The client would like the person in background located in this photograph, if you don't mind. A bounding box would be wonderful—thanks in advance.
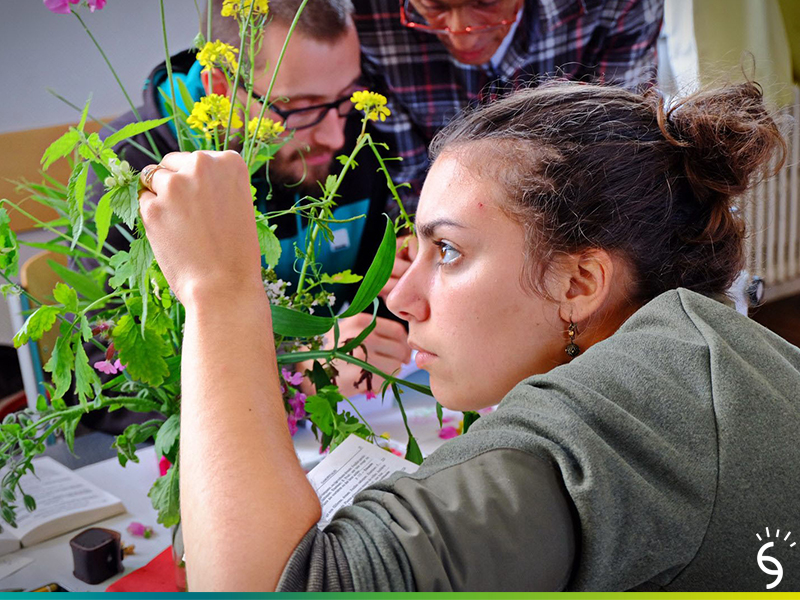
[138,80,798,591]
[79,0,410,433]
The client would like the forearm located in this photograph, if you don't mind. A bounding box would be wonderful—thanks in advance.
[179,286,321,591]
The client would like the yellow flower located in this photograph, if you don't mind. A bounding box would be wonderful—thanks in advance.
[197,40,238,73]
[186,94,243,141]
[248,117,285,142]
[350,90,391,122]
[221,0,269,18]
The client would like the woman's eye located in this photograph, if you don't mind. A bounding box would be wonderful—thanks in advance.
[437,241,461,265]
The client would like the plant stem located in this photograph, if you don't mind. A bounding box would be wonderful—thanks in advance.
[295,133,369,293]
[244,0,311,162]
[159,0,185,153]
[71,10,161,160]
[223,2,257,151]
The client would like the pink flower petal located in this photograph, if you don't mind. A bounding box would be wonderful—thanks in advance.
[43,0,73,14]
[113,359,126,372]
[93,360,118,375]
[86,0,106,11]
[287,414,298,436]
[158,456,171,477]
[438,426,460,440]
[366,390,377,400]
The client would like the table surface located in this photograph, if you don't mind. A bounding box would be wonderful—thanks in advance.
[0,368,453,592]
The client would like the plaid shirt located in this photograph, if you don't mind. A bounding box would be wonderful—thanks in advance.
[354,0,663,210]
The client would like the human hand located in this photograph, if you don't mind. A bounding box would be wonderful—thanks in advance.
[300,314,411,397]
[379,234,418,300]
[138,151,263,308]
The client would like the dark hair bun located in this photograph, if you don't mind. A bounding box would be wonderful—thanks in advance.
[657,82,786,205]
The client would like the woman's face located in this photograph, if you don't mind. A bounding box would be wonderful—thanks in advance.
[387,152,569,410]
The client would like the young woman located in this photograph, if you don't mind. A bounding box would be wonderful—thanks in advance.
[138,81,799,591]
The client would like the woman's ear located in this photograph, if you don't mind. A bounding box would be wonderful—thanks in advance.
[556,249,615,324]
[200,68,229,97]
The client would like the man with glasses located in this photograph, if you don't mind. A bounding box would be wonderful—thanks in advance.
[79,0,411,433]
[354,0,664,213]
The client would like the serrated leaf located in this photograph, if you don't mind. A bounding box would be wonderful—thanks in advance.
[67,163,89,249]
[41,129,79,171]
[304,393,335,436]
[104,117,172,149]
[320,269,363,285]
[63,416,80,453]
[323,174,337,196]
[270,305,333,338]
[74,343,101,406]
[44,322,75,399]
[80,316,92,342]
[53,282,78,314]
[47,260,105,302]
[255,211,281,268]
[13,305,60,347]
[108,250,135,289]
[340,218,395,318]
[148,462,180,527]
[94,189,114,252]
[0,207,19,277]
[108,180,139,228]
[130,237,154,329]
[112,314,171,386]
[154,414,180,462]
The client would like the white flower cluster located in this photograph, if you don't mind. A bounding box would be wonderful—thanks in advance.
[264,278,291,304]
[103,159,133,189]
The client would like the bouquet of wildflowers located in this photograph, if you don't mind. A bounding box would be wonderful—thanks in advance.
[0,0,440,529]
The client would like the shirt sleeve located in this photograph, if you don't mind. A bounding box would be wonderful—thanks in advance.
[276,447,576,591]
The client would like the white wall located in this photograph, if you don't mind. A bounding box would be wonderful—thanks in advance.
[1,0,200,133]
[1,0,200,350]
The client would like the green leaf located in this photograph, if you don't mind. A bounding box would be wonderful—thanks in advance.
[392,384,423,465]
[340,218,395,318]
[148,462,180,527]
[47,260,105,302]
[270,305,333,338]
[19,239,93,259]
[435,402,444,428]
[94,189,114,252]
[320,269,362,286]
[154,414,180,462]
[44,322,75,399]
[80,316,92,342]
[53,282,78,313]
[13,305,60,347]
[74,343,101,406]
[255,211,281,268]
[462,411,480,434]
[104,117,172,149]
[340,299,378,354]
[108,180,139,229]
[304,388,340,436]
[108,250,135,288]
[36,395,48,412]
[77,95,91,133]
[78,132,117,164]
[0,207,19,277]
[63,416,80,453]
[67,163,89,249]
[112,314,171,386]
[41,129,79,171]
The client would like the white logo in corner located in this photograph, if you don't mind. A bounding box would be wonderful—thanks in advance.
[756,527,795,589]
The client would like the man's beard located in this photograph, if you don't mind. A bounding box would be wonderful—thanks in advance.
[268,150,332,194]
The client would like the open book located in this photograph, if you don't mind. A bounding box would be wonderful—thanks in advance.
[307,435,419,529]
[0,456,125,556]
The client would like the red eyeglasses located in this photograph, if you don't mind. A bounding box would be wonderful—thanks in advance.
[399,0,521,35]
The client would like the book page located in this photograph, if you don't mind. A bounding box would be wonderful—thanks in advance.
[11,457,125,546]
[308,435,419,528]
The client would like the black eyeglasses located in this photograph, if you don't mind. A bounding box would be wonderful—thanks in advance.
[242,86,357,130]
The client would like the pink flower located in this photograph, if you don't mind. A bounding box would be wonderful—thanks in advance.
[366,389,377,400]
[289,392,307,419]
[389,448,404,457]
[438,426,460,440]
[86,0,106,10]
[127,521,154,538]
[43,0,80,14]
[158,456,171,477]
[281,368,304,387]
[93,360,118,375]
[113,359,125,372]
[286,413,299,436]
